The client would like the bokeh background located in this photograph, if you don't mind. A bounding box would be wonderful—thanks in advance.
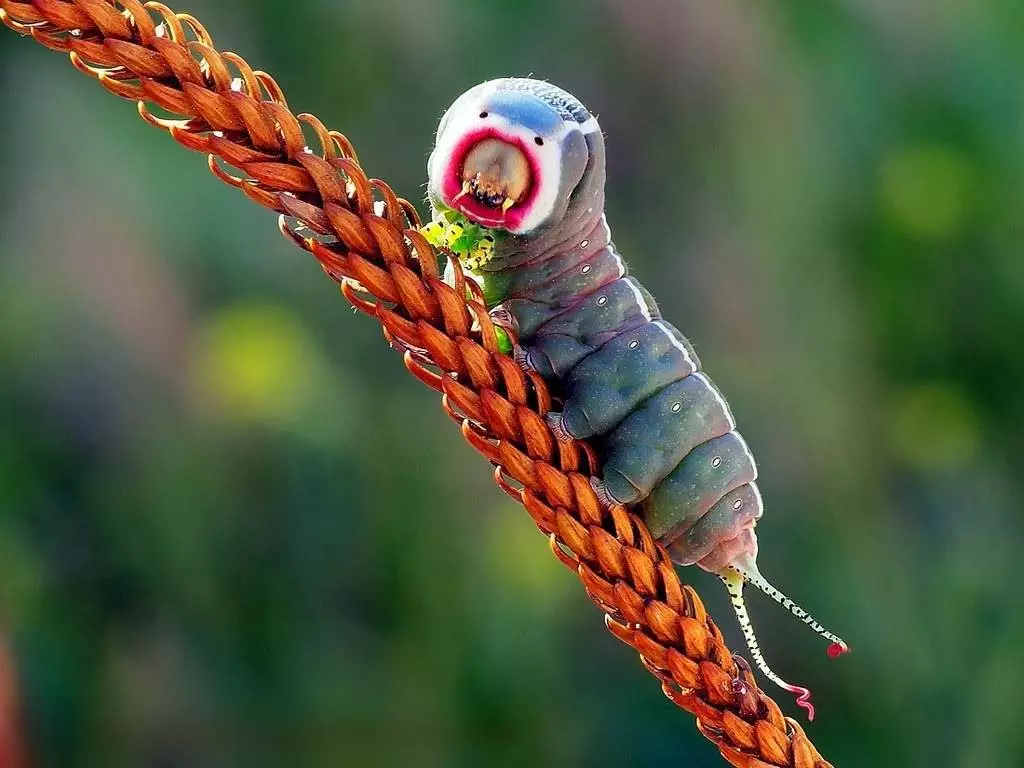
[1,1,1023,766]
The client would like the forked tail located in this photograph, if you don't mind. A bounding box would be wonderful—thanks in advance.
[720,558,849,721]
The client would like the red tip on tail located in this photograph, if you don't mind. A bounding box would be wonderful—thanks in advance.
[827,641,849,659]
[780,682,815,721]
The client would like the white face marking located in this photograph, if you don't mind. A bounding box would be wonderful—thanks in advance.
[578,115,601,134]
[733,498,744,511]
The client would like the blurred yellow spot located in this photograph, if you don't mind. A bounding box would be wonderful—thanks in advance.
[880,143,976,240]
[192,303,323,425]
[890,383,980,470]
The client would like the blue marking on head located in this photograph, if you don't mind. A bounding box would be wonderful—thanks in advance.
[495,78,594,125]
[483,89,565,138]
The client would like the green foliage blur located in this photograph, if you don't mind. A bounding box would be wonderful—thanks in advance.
[2,2,1023,766]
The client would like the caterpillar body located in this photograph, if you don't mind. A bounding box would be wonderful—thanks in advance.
[424,78,848,718]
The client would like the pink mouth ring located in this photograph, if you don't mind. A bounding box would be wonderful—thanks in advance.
[441,127,542,232]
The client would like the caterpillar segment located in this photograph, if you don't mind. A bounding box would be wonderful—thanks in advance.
[422,77,849,716]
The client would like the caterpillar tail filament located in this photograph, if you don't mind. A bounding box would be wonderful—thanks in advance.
[721,562,849,720]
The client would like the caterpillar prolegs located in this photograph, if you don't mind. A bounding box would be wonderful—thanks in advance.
[423,78,848,718]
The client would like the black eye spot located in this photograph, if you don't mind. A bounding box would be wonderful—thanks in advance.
[479,111,488,118]
[534,136,544,146]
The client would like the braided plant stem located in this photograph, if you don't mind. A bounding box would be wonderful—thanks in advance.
[0,3,834,766]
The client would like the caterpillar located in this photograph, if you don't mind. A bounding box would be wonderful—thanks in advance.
[423,78,848,719]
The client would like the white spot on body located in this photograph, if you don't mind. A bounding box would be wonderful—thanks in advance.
[628,339,639,349]
[671,402,682,413]
[712,456,722,468]
[597,296,608,306]
[581,264,592,274]
[580,239,590,248]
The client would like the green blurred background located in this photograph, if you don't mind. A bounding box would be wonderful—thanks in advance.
[1,1,1023,766]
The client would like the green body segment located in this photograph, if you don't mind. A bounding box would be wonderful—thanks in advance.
[601,373,735,505]
[562,321,698,439]
[641,431,757,544]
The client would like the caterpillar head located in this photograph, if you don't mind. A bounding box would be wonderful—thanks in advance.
[427,78,604,240]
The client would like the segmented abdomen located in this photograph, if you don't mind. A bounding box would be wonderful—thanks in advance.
[498,223,764,567]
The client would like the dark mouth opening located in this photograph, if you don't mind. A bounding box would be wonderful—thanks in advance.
[465,176,513,210]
